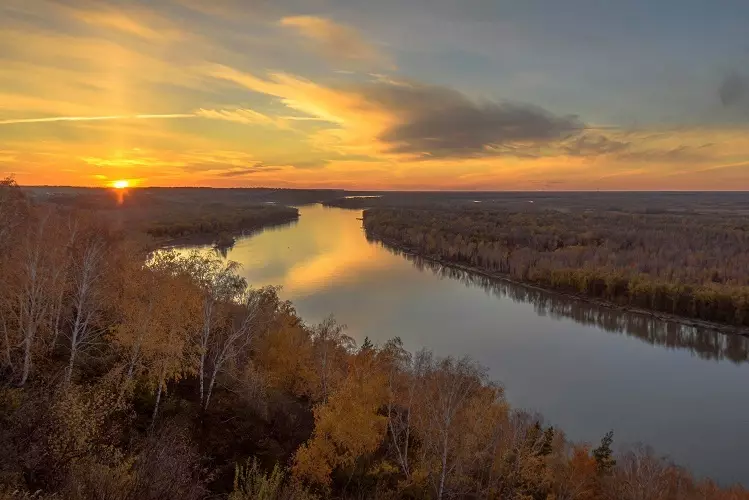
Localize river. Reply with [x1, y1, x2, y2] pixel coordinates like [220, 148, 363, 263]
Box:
[185, 204, 749, 486]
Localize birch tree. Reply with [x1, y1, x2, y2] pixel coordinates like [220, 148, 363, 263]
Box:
[203, 286, 279, 410]
[310, 315, 353, 402]
[173, 252, 246, 407]
[414, 356, 501, 499]
[12, 208, 65, 386]
[64, 233, 107, 387]
[382, 339, 430, 479]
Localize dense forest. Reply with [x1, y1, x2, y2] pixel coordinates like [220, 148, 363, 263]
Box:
[396, 250, 749, 365]
[363, 208, 749, 328]
[27, 186, 302, 244]
[2, 179, 749, 499]
[324, 191, 749, 214]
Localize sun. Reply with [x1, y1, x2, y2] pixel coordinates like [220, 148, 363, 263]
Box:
[112, 180, 130, 189]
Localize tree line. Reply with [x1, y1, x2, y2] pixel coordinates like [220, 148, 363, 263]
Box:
[2, 178, 748, 499]
[144, 205, 299, 241]
[390, 247, 749, 365]
[35, 185, 300, 244]
[363, 207, 749, 327]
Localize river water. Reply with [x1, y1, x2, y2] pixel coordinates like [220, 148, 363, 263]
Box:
[186, 204, 749, 485]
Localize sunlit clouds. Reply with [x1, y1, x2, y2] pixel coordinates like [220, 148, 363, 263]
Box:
[0, 114, 195, 126]
[1, 0, 748, 189]
[279, 16, 393, 69]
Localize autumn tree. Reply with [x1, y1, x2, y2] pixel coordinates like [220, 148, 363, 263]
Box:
[203, 285, 280, 410]
[166, 251, 246, 408]
[381, 339, 425, 480]
[115, 251, 201, 425]
[293, 343, 388, 488]
[6, 207, 67, 385]
[63, 220, 114, 387]
[309, 315, 354, 401]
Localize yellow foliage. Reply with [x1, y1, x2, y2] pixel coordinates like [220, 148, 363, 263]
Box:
[48, 377, 129, 468]
[292, 350, 389, 486]
[256, 317, 317, 398]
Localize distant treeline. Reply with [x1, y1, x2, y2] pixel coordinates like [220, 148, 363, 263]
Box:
[325, 191, 749, 214]
[29, 186, 301, 243]
[145, 205, 299, 240]
[364, 208, 749, 327]
[392, 248, 749, 364]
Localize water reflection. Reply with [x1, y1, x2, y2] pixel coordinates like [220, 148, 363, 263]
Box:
[381, 244, 749, 365]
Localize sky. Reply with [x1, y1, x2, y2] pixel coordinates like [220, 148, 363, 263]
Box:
[1, 0, 748, 190]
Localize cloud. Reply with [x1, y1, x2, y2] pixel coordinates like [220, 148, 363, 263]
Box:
[217, 163, 282, 177]
[73, 8, 177, 40]
[616, 143, 714, 163]
[195, 108, 288, 128]
[280, 16, 391, 68]
[368, 84, 584, 157]
[719, 72, 747, 107]
[0, 114, 194, 126]
[211, 67, 583, 158]
[563, 134, 630, 156]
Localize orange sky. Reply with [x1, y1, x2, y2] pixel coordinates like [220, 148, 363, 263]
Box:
[1, 0, 747, 190]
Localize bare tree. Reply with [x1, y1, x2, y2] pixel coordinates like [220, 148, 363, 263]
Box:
[187, 254, 245, 407]
[15, 209, 64, 386]
[48, 215, 79, 354]
[384, 341, 430, 479]
[64, 236, 106, 388]
[311, 315, 353, 402]
[203, 286, 278, 410]
[422, 356, 487, 500]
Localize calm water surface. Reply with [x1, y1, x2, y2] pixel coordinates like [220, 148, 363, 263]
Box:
[189, 205, 749, 485]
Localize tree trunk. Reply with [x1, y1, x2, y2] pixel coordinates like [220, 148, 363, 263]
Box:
[50, 289, 64, 353]
[404, 407, 411, 476]
[65, 310, 83, 388]
[199, 344, 206, 406]
[19, 325, 35, 386]
[199, 300, 213, 406]
[438, 432, 449, 500]
[151, 367, 165, 430]
[1, 315, 11, 369]
[127, 341, 141, 379]
[65, 342, 76, 388]
[204, 364, 219, 410]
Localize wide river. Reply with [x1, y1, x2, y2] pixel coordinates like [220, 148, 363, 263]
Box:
[187, 204, 749, 485]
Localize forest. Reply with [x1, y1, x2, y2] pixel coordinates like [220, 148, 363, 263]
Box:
[2, 177, 749, 500]
[394, 250, 749, 365]
[27, 186, 302, 245]
[363, 207, 749, 328]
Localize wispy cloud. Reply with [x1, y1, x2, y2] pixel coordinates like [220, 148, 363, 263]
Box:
[0, 114, 195, 126]
[73, 8, 179, 40]
[0, 109, 296, 128]
[280, 16, 392, 68]
[194, 108, 291, 129]
[217, 163, 283, 177]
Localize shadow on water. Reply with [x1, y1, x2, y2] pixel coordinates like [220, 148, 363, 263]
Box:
[379, 242, 749, 365]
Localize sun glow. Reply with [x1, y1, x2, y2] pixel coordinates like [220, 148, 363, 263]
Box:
[112, 179, 130, 189]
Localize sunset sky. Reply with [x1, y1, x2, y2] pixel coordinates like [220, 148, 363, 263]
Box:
[1, 0, 748, 190]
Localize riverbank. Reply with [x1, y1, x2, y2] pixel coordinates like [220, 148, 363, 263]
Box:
[154, 212, 300, 248]
[367, 231, 749, 337]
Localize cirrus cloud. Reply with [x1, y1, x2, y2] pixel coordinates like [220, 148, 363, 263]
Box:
[280, 15, 392, 69]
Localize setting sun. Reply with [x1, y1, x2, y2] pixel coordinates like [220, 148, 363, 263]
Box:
[112, 180, 129, 189]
